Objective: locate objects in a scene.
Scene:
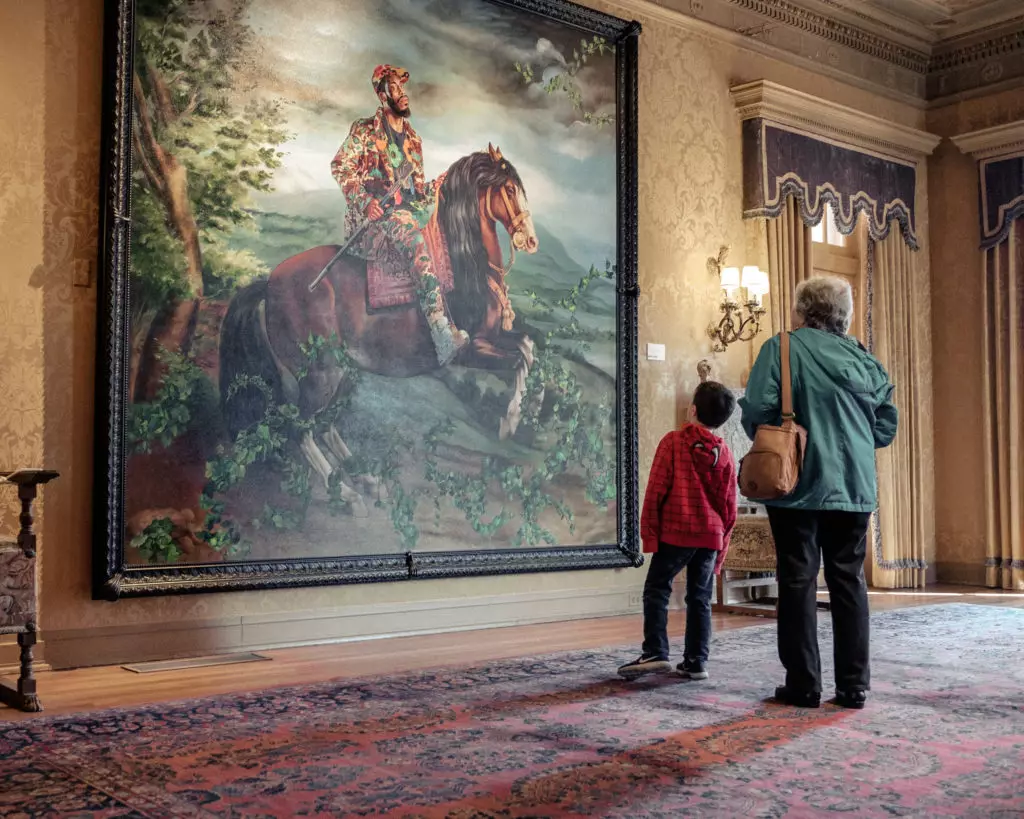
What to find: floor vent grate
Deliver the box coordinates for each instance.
[121,652,271,674]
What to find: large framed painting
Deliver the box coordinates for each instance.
[94,0,640,598]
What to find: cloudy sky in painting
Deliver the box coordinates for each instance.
[237,0,617,265]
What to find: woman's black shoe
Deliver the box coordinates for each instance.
[833,689,867,709]
[773,685,821,708]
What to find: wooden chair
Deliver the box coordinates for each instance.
[714,514,780,617]
[0,469,58,712]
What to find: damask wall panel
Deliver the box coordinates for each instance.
[1,0,927,666]
[0,5,46,541]
[927,89,1024,585]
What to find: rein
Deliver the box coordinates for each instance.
[484,184,529,278]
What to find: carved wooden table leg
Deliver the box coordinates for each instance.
[0,624,42,712]
[0,470,58,713]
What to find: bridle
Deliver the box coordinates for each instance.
[484,182,530,278]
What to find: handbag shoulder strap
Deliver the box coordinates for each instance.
[780,331,795,421]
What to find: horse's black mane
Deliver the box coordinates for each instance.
[438,152,524,334]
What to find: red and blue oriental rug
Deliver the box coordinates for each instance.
[1,604,1022,817]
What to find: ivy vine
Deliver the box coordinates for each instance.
[514,37,615,127]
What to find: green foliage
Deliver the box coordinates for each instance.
[297,332,363,388]
[130,292,616,556]
[129,185,190,322]
[347,428,420,548]
[520,262,618,509]
[422,422,514,540]
[201,334,364,550]
[127,349,210,455]
[129,517,182,564]
[130,0,291,317]
[411,263,617,546]
[196,495,247,557]
[201,238,269,298]
[514,37,615,127]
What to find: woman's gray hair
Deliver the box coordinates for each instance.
[795,276,854,336]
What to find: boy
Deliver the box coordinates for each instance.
[618,381,737,681]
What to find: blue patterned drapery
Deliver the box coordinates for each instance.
[742,120,920,249]
[979,154,1024,250]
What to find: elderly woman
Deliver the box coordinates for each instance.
[740,276,897,710]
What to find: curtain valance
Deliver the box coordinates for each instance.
[980,154,1024,250]
[742,120,920,249]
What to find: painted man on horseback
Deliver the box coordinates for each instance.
[330,64,468,366]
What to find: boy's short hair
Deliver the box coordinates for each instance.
[693,381,736,429]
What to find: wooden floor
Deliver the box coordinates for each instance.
[2,586,1022,722]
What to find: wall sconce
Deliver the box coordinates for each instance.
[707,251,768,352]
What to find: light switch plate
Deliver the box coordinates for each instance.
[646,343,666,361]
[73,259,93,288]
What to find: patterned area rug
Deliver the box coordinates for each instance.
[2,604,1022,818]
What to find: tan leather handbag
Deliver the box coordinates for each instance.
[738,332,807,501]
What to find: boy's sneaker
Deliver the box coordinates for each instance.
[617,655,671,679]
[676,660,709,680]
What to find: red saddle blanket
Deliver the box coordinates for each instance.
[366,211,454,309]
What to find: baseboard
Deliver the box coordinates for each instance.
[0,634,50,675]
[935,562,988,587]
[44,586,639,670]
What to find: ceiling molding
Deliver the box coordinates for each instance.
[731,80,943,160]
[725,0,930,72]
[929,25,1024,72]
[626,0,1024,104]
[603,0,927,107]
[951,119,1024,158]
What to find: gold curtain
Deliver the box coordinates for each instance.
[767,197,813,332]
[870,232,928,588]
[982,219,1024,590]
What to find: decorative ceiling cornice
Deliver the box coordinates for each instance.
[927,22,1024,98]
[633,0,1024,104]
[731,80,942,160]
[727,0,930,73]
[929,26,1024,72]
[951,119,1024,158]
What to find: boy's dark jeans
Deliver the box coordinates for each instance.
[642,544,718,662]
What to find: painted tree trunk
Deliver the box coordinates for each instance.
[131,69,205,401]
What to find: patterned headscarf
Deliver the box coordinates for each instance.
[371,65,410,93]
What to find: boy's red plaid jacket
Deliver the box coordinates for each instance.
[641,423,737,570]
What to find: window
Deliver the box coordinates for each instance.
[810,204,867,342]
[811,202,846,248]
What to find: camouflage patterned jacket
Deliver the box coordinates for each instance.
[331,108,443,235]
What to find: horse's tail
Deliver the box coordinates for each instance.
[219,279,281,439]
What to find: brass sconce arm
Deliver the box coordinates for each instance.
[706,247,769,352]
[707,297,767,353]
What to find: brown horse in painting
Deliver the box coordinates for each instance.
[219,147,539,515]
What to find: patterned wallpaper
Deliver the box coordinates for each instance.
[927,88,1024,584]
[0,0,929,649]
[0,5,46,582]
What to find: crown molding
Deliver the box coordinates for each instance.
[603,0,927,108]
[951,119,1024,158]
[808,0,936,49]
[731,80,942,161]
[929,24,1024,72]
[725,0,930,73]
[605,0,1024,104]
